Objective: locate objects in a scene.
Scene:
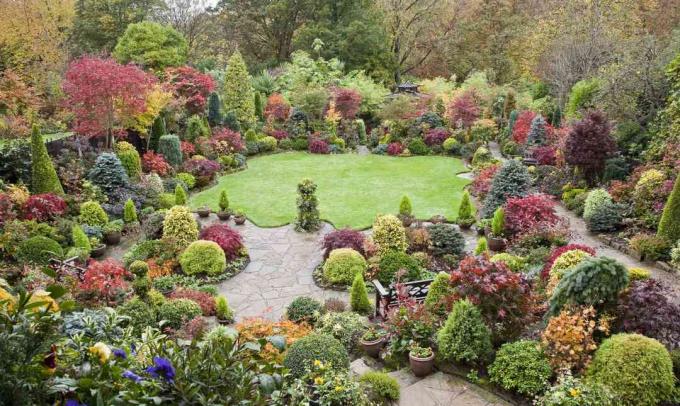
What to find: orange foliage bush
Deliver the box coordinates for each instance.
[540,306,610,373]
[147,259,174,279]
[236,318,311,362]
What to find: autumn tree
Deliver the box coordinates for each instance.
[264,93,291,122]
[164,66,216,115]
[0,70,42,138]
[113,21,188,71]
[564,110,617,183]
[62,57,155,148]
[223,51,256,126]
[333,88,362,120]
[447,91,480,128]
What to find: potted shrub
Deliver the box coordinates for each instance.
[456,191,476,230]
[215,295,234,325]
[234,209,246,225]
[217,190,233,221]
[398,195,415,227]
[487,207,506,252]
[359,328,387,358]
[409,345,435,377]
[103,220,123,245]
[90,237,106,258]
[476,218,489,236]
[197,206,211,218]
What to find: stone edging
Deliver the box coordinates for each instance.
[596,234,675,272]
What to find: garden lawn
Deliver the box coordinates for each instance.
[190,152,470,229]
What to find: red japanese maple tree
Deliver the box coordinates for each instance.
[447,91,480,128]
[333,88,362,119]
[511,111,537,144]
[264,93,291,122]
[164,66,216,115]
[62,56,155,147]
[79,259,131,305]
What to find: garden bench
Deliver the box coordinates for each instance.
[371,278,433,319]
[49,256,87,282]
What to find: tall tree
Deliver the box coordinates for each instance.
[30,124,64,195]
[113,21,188,71]
[222,51,256,126]
[153,0,213,62]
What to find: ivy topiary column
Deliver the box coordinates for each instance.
[295,178,320,232]
[658,175,680,244]
[149,115,166,152]
[158,134,182,167]
[30,124,64,195]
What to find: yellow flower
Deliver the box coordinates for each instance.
[569,388,581,397]
[313,359,322,367]
[335,385,344,392]
[89,342,112,364]
[314,377,324,385]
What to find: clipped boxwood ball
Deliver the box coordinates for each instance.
[286,296,323,324]
[180,240,226,276]
[16,236,63,265]
[157,298,202,330]
[586,333,674,406]
[283,333,349,377]
[489,340,552,396]
[322,248,367,285]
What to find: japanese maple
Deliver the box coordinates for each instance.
[333,88,362,119]
[62,56,155,147]
[424,128,450,146]
[79,259,131,305]
[199,224,244,260]
[447,91,480,128]
[511,111,536,144]
[264,93,291,122]
[164,66,215,115]
[142,151,172,176]
[22,193,67,222]
[503,194,560,238]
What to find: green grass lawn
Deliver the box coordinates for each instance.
[189,152,470,229]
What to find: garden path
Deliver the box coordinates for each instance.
[486,142,680,299]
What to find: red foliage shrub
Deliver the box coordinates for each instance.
[22,193,67,222]
[180,141,195,160]
[532,145,557,165]
[210,127,245,154]
[322,228,366,258]
[449,255,535,340]
[447,91,480,128]
[511,111,536,144]
[142,151,171,176]
[164,66,216,115]
[270,129,289,140]
[503,194,559,238]
[309,139,330,154]
[177,316,208,340]
[264,93,291,122]
[0,194,17,227]
[184,158,221,178]
[386,142,404,156]
[333,88,362,119]
[470,164,500,198]
[564,110,616,182]
[79,259,131,304]
[169,288,216,316]
[199,224,244,260]
[424,128,449,146]
[541,244,597,279]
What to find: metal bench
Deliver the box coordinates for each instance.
[371,278,434,319]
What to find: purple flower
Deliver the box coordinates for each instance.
[146,356,175,383]
[122,370,143,383]
[112,349,126,359]
[130,343,137,355]
[65,400,86,406]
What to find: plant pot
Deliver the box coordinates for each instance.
[91,244,107,258]
[488,236,506,252]
[217,211,232,221]
[234,216,246,225]
[399,215,414,227]
[476,226,486,236]
[197,208,211,218]
[458,222,473,231]
[104,231,121,245]
[217,317,232,325]
[409,352,435,377]
[359,337,386,358]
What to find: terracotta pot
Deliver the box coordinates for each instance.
[488,236,506,252]
[409,352,435,377]
[104,231,121,245]
[91,244,107,258]
[459,222,472,231]
[359,337,386,358]
[217,211,232,221]
[197,208,211,218]
[234,215,246,225]
[399,215,414,227]
[476,226,486,236]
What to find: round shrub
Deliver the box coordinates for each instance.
[157,298,203,330]
[536,373,616,406]
[179,240,226,276]
[117,297,156,334]
[176,172,196,189]
[157,193,175,209]
[372,214,407,254]
[427,223,465,257]
[16,236,63,265]
[586,333,674,406]
[377,250,421,285]
[283,333,349,377]
[490,253,526,273]
[199,224,244,260]
[322,228,365,258]
[424,272,453,316]
[489,340,552,396]
[162,205,198,248]
[88,152,130,194]
[583,189,611,221]
[316,311,368,351]
[472,146,493,166]
[408,138,430,155]
[547,249,592,293]
[258,136,277,152]
[549,256,628,316]
[79,201,109,227]
[442,137,459,153]
[158,135,182,167]
[286,296,323,324]
[322,248,367,285]
[437,299,492,365]
[360,371,400,403]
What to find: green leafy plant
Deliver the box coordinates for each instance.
[123,198,138,223]
[474,237,488,255]
[162,205,199,248]
[424,272,453,317]
[215,295,234,322]
[157,298,202,330]
[219,190,231,212]
[535,373,616,406]
[286,296,322,324]
[116,147,142,180]
[322,248,367,285]
[350,272,371,314]
[71,224,92,255]
[158,134,182,167]
[316,311,368,351]
[359,371,400,403]
[437,299,492,365]
[179,240,226,276]
[117,297,156,334]
[399,195,413,216]
[491,207,505,237]
[372,214,407,254]
[456,191,475,227]
[16,236,63,265]
[376,250,422,284]
[658,174,680,243]
[489,340,552,396]
[30,124,63,194]
[295,179,320,232]
[79,200,109,227]
[174,184,187,205]
[283,333,349,377]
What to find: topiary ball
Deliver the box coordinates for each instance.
[586,333,674,406]
[377,250,421,285]
[427,223,466,257]
[79,201,109,227]
[286,296,322,324]
[359,371,400,403]
[322,248,367,285]
[157,298,202,330]
[179,240,226,276]
[16,236,63,265]
[283,333,349,377]
[489,340,553,396]
[117,297,156,335]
